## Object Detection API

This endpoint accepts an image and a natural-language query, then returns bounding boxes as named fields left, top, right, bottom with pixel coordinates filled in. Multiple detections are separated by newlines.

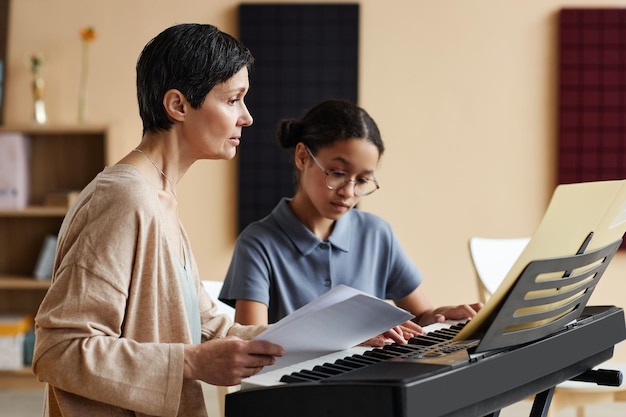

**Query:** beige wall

left=5, top=0, right=626, bottom=357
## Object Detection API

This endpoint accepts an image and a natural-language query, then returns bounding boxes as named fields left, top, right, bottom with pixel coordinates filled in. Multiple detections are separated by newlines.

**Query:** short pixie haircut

left=136, top=23, right=254, bottom=134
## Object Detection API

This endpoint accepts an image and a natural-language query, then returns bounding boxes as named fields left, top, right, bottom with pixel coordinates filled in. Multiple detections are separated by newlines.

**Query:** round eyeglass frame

left=305, top=146, right=380, bottom=197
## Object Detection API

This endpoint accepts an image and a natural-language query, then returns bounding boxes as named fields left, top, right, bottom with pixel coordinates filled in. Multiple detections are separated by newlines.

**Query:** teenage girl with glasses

left=220, top=99, right=481, bottom=345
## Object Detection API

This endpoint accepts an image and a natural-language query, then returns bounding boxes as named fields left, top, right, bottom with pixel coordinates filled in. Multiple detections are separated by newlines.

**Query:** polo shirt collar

left=273, top=198, right=351, bottom=255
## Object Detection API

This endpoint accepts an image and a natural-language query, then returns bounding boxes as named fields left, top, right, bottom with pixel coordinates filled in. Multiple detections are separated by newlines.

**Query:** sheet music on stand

left=456, top=179, right=626, bottom=348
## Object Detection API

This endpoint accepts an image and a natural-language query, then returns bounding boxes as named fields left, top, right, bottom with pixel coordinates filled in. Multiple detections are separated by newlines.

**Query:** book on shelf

left=0, top=132, right=29, bottom=209
left=44, top=190, right=80, bottom=209
left=33, top=235, right=57, bottom=280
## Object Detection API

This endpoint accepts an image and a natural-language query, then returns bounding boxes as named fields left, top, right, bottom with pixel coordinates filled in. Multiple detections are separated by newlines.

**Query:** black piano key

left=299, top=369, right=332, bottom=380
left=450, top=322, right=468, bottom=331
left=404, top=343, right=430, bottom=352
left=322, top=362, right=353, bottom=372
left=377, top=347, right=404, bottom=357
left=379, top=345, right=411, bottom=355
left=440, top=331, right=460, bottom=340
left=336, top=358, right=366, bottom=369
left=349, top=354, right=380, bottom=365
left=431, top=329, right=458, bottom=339
left=312, top=365, right=344, bottom=375
left=364, top=349, right=399, bottom=360
left=409, top=334, right=447, bottom=346
left=422, top=334, right=449, bottom=342
left=384, top=344, right=418, bottom=354
left=341, top=356, right=373, bottom=367
left=408, top=336, right=438, bottom=346
left=279, top=373, right=319, bottom=383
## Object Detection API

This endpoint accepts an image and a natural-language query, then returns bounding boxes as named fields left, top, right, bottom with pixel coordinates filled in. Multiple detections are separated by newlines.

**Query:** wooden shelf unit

left=0, top=124, right=107, bottom=388
left=0, top=367, right=44, bottom=390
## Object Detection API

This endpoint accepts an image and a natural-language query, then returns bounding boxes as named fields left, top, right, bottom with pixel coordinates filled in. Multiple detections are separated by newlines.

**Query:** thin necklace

left=132, top=148, right=177, bottom=198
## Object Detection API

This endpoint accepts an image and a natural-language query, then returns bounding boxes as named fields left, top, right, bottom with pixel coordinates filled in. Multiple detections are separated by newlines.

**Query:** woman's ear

left=163, top=89, right=186, bottom=122
left=294, top=142, right=308, bottom=170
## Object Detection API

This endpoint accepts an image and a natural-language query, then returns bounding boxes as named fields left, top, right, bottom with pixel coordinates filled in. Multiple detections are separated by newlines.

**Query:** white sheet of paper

left=254, top=285, right=414, bottom=370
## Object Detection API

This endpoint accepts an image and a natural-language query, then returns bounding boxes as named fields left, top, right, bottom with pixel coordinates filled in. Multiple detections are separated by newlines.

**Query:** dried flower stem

left=77, top=41, right=90, bottom=123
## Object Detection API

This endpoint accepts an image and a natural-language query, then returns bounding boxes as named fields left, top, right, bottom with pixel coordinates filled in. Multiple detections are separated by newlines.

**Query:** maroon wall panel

left=559, top=8, right=626, bottom=185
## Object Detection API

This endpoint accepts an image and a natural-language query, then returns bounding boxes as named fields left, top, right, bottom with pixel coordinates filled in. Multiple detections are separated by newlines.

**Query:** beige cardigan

left=33, top=165, right=264, bottom=417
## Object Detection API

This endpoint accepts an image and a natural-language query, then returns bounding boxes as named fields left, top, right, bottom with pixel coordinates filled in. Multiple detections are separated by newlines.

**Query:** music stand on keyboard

left=460, top=234, right=623, bottom=417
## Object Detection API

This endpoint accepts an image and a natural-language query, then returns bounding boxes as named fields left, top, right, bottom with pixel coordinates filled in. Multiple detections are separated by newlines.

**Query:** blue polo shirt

left=219, top=198, right=422, bottom=324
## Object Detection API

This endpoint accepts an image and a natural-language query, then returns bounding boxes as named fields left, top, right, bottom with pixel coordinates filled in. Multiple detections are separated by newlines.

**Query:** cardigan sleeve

left=33, top=262, right=185, bottom=416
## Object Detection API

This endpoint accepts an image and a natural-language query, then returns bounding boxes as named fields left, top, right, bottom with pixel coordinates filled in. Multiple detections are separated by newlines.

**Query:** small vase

left=32, top=75, right=46, bottom=125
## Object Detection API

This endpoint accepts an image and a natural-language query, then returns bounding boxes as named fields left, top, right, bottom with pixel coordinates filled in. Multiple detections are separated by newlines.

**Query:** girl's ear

left=294, top=142, right=309, bottom=170
left=163, top=89, right=186, bottom=122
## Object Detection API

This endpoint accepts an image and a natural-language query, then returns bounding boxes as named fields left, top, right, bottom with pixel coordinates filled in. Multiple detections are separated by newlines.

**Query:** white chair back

left=201, top=280, right=235, bottom=319
left=468, top=236, right=530, bottom=303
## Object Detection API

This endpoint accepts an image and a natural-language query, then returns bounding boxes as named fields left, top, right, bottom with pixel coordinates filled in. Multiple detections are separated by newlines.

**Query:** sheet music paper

left=254, top=285, right=413, bottom=371
left=457, top=179, right=626, bottom=340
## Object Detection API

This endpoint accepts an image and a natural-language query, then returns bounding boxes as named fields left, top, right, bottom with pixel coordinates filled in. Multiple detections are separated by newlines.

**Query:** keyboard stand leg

left=529, top=386, right=555, bottom=417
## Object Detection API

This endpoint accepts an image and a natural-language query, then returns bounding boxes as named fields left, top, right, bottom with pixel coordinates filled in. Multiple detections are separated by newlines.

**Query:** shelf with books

left=0, top=125, right=106, bottom=271
left=0, top=125, right=107, bottom=385
left=0, top=276, right=50, bottom=290
left=0, top=367, right=44, bottom=389
left=0, top=206, right=68, bottom=217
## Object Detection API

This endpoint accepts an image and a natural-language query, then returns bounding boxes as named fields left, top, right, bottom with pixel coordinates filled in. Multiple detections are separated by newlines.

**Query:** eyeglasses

left=305, top=146, right=380, bottom=197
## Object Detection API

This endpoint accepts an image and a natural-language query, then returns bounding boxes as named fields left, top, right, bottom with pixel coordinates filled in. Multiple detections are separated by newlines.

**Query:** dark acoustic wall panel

left=558, top=8, right=626, bottom=185
left=237, top=3, right=359, bottom=232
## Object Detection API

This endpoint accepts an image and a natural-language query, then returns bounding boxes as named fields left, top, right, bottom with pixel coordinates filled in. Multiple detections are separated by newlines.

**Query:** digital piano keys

left=225, top=305, right=626, bottom=417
